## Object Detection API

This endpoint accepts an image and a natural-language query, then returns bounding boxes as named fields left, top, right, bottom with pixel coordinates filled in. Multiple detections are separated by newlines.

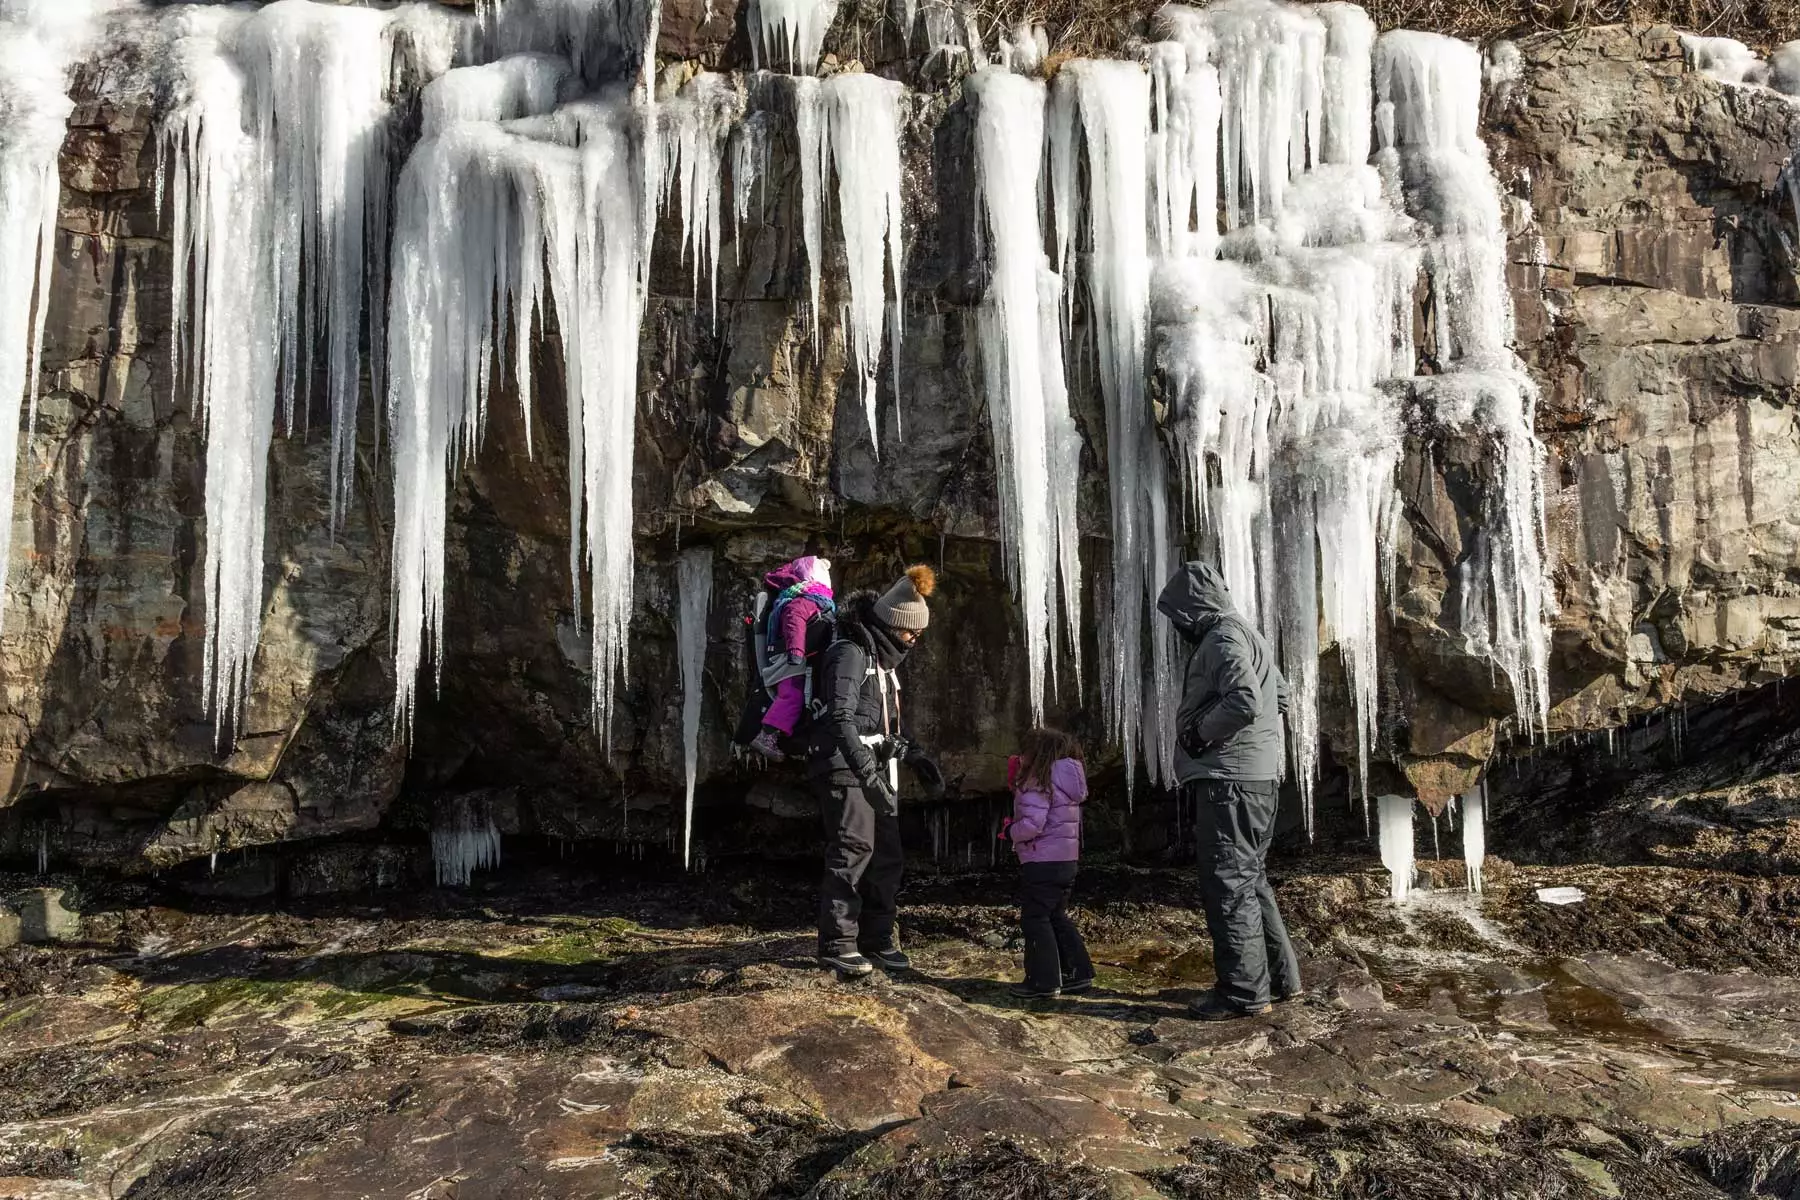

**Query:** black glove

left=858, top=766, right=899, bottom=816
left=1177, top=725, right=1212, bottom=759
left=906, top=752, right=946, bottom=801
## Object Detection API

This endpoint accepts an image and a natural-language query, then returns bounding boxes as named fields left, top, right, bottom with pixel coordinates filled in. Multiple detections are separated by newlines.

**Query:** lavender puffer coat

left=1010, top=759, right=1086, bottom=863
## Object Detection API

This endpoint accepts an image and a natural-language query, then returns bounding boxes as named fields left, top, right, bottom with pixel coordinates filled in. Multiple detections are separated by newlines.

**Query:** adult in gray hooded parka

left=1157, top=562, right=1303, bottom=1020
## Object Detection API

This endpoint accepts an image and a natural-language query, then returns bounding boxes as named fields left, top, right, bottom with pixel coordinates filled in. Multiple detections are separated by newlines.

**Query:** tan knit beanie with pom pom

left=873, top=564, right=935, bottom=631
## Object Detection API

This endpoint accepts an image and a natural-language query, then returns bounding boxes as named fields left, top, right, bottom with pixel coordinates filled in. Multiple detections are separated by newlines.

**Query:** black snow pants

left=1188, top=778, right=1302, bottom=1009
left=815, top=776, right=904, bottom=957
left=1019, top=860, right=1094, bottom=991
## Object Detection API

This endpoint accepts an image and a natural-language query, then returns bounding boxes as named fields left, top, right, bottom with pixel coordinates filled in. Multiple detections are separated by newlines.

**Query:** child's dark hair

left=1018, top=727, right=1082, bottom=790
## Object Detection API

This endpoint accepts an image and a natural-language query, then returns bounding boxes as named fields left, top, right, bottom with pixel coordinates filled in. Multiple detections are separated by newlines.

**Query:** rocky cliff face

left=2, top=18, right=1796, bottom=879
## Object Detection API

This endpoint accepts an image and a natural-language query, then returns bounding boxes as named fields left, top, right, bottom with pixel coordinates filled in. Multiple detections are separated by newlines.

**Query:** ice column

left=0, top=0, right=93, bottom=633
left=1377, top=30, right=1552, bottom=731
left=676, top=547, right=712, bottom=868
left=1049, top=59, right=1177, bottom=788
left=482, top=0, right=660, bottom=89
left=794, top=73, right=905, bottom=449
left=1376, top=793, right=1414, bottom=902
left=1461, top=781, right=1486, bottom=893
left=966, top=68, right=1083, bottom=720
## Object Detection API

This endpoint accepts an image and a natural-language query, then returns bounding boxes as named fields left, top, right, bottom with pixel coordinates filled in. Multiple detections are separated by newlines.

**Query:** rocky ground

left=1, top=845, right=1799, bottom=1199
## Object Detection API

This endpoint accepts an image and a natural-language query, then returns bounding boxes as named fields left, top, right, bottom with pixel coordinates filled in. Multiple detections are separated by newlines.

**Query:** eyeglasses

left=895, top=628, right=920, bottom=645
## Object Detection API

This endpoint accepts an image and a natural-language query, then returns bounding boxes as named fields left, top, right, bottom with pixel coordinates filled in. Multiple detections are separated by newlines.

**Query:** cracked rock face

left=2, top=22, right=1798, bottom=869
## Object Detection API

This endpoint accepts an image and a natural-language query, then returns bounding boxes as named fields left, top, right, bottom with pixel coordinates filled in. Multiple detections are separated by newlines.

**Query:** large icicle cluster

left=0, top=0, right=1554, bottom=815
left=1083, top=0, right=1553, bottom=824
left=0, top=0, right=99, bottom=634
left=966, top=68, right=1083, bottom=721
left=387, top=90, right=653, bottom=743
left=161, top=2, right=465, bottom=739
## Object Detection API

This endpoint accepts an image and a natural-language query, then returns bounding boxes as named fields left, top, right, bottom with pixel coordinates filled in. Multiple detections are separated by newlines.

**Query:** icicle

left=1377, top=793, right=1414, bottom=903
left=747, top=0, right=839, bottom=74
left=230, top=0, right=395, bottom=528
left=432, top=795, right=501, bottom=886
left=791, top=72, right=904, bottom=448
left=164, top=8, right=282, bottom=744
left=966, top=68, right=1084, bottom=718
left=0, top=0, right=93, bottom=636
left=387, top=93, right=655, bottom=745
left=35, top=826, right=48, bottom=876
left=1462, top=781, right=1486, bottom=894
left=1049, top=58, right=1174, bottom=791
left=481, top=0, right=660, bottom=89
left=676, top=547, right=713, bottom=869
left=659, top=72, right=741, bottom=318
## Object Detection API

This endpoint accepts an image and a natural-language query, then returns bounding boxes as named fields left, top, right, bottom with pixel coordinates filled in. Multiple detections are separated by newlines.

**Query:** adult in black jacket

left=807, top=564, right=946, bottom=977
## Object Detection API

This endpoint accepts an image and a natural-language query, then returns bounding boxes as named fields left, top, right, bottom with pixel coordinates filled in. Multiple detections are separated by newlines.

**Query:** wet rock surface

left=0, top=852, right=1797, bottom=1197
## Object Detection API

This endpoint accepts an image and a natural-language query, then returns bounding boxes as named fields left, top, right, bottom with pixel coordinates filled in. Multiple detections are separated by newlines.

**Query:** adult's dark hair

left=1017, top=727, right=1082, bottom=791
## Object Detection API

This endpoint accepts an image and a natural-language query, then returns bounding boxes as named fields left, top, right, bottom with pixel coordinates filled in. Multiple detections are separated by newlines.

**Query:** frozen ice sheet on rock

left=0, top=0, right=101, bottom=635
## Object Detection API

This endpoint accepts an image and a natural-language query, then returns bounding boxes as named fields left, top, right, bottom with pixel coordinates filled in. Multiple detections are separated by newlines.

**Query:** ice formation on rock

left=967, top=68, right=1083, bottom=720
left=164, top=8, right=282, bottom=741
left=482, top=0, right=659, bottom=89
left=161, top=1, right=465, bottom=737
left=1143, top=1, right=1416, bottom=823
left=1376, top=30, right=1551, bottom=731
left=0, top=0, right=1559, bottom=816
left=432, top=795, right=502, bottom=886
left=0, top=0, right=97, bottom=633
left=747, top=0, right=838, bottom=74
left=659, top=72, right=741, bottom=316
left=794, top=72, right=905, bottom=447
left=676, top=547, right=713, bottom=868
left=1050, top=58, right=1178, bottom=789
left=387, top=93, right=653, bottom=745
left=1377, top=792, right=1414, bottom=902
left=1461, top=781, right=1486, bottom=893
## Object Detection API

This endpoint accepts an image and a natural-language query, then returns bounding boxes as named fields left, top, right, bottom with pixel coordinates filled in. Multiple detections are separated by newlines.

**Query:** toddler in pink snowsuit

left=749, top=556, right=833, bottom=759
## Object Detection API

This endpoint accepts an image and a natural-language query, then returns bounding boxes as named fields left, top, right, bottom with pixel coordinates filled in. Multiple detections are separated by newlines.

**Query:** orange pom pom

left=906, top=564, right=937, bottom=598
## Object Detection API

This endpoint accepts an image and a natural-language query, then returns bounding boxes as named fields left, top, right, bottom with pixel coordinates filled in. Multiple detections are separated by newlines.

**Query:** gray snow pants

left=1187, top=778, right=1302, bottom=1010
left=814, top=776, right=904, bottom=957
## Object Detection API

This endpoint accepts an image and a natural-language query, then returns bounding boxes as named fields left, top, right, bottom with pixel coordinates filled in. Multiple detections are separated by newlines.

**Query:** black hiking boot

left=1188, top=990, right=1270, bottom=1022
left=1060, top=973, right=1096, bottom=995
left=863, top=947, right=911, bottom=971
left=818, top=951, right=874, bottom=978
left=1009, top=981, right=1061, bottom=1000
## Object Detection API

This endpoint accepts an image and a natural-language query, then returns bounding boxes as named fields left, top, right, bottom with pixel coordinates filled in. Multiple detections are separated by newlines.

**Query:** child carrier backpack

left=731, top=578, right=836, bottom=754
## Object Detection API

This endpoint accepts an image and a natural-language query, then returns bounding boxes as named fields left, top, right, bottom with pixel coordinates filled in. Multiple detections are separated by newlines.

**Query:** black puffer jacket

left=806, top=592, right=911, bottom=781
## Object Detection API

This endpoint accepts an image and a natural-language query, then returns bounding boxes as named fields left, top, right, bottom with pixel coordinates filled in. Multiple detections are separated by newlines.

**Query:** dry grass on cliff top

left=985, top=0, right=1800, bottom=53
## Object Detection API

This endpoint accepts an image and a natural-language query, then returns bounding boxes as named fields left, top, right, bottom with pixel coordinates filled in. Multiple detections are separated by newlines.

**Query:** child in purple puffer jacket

left=1005, top=727, right=1094, bottom=1000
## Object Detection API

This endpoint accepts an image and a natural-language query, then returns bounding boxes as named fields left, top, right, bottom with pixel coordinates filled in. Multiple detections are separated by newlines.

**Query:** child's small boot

left=748, top=727, right=786, bottom=760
